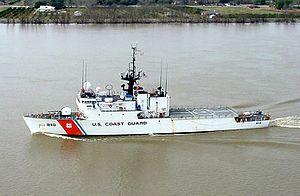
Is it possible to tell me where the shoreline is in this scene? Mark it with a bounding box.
[1,5,299,24]
[1,18,299,24]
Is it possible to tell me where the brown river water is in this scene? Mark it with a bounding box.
[0,23,300,195]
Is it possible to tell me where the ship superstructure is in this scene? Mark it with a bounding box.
[23,46,271,136]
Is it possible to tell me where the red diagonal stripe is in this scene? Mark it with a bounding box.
[57,120,83,135]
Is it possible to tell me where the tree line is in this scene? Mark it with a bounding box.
[29,0,300,9]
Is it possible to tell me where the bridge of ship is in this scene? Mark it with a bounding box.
[169,107,238,119]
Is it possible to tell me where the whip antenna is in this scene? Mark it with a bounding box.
[81,60,84,89]
[165,62,168,94]
[159,60,163,93]
[85,62,88,83]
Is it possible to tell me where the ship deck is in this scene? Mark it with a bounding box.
[23,112,78,120]
[24,107,239,120]
[169,107,238,119]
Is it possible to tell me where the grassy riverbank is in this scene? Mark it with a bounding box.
[0,5,299,23]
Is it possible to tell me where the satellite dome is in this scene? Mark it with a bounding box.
[96,86,101,93]
[83,82,91,91]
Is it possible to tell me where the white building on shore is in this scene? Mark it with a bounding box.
[37,6,55,12]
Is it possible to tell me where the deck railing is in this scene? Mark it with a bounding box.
[23,112,78,120]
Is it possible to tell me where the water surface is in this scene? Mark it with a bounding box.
[0,23,300,195]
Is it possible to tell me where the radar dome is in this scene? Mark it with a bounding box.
[61,107,72,116]
[96,86,101,93]
[83,82,91,91]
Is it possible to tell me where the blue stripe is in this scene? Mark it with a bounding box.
[74,119,87,135]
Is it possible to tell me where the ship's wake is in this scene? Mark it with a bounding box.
[273,97,300,107]
[41,133,126,142]
[42,133,88,141]
[271,116,300,128]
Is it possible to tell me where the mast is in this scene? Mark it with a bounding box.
[132,45,136,81]
[121,45,142,96]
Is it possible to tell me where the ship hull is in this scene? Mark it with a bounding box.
[23,116,270,136]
